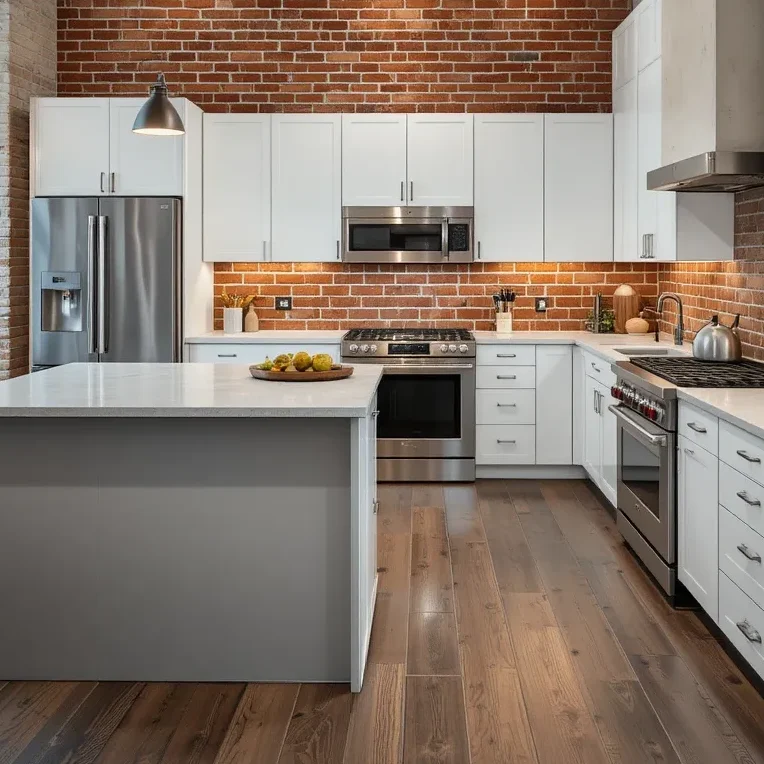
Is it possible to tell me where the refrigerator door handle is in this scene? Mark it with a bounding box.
[87,215,98,354]
[97,215,109,354]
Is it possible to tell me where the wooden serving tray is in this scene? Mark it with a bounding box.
[249,365,354,382]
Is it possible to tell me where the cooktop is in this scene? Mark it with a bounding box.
[629,356,764,388]
[343,328,473,342]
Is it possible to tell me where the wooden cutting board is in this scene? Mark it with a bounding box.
[249,365,354,382]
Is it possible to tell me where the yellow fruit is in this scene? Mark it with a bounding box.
[272,353,291,370]
[312,353,333,372]
[292,351,312,371]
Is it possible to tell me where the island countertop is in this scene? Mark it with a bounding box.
[0,363,383,418]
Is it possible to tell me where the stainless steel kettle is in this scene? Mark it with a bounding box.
[692,314,743,362]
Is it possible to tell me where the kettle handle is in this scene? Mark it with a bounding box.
[731,313,740,329]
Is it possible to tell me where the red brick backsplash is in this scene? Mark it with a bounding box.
[214,262,659,331]
[658,189,764,361]
[57,0,629,113]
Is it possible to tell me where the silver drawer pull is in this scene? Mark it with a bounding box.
[737,449,762,464]
[372,409,380,418]
[496,439,516,444]
[683,447,695,455]
[591,362,601,372]
[686,422,707,434]
[217,353,238,358]
[737,544,762,563]
[372,499,379,514]
[496,375,517,380]
[737,491,762,507]
[736,619,763,644]
[496,353,517,358]
[496,403,517,408]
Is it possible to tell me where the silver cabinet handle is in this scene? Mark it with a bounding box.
[496,353,516,358]
[683,447,695,455]
[262,240,267,261]
[110,172,116,193]
[372,409,380,418]
[336,240,340,260]
[400,181,405,202]
[647,233,654,258]
[410,180,414,202]
[496,439,516,444]
[591,362,601,372]
[496,402,517,408]
[594,388,599,414]
[100,172,106,193]
[737,491,762,507]
[477,241,481,260]
[737,450,762,464]
[496,375,517,380]
[686,422,707,434]
[736,619,763,644]
[737,544,762,563]
[372,499,379,514]
[87,215,97,354]
[217,353,238,358]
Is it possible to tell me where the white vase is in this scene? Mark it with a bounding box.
[223,307,243,334]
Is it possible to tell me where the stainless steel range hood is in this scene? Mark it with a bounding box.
[647,152,764,192]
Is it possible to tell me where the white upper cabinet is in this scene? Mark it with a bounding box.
[33,98,110,196]
[271,114,342,262]
[407,115,474,206]
[614,80,638,261]
[203,114,271,263]
[109,99,184,196]
[636,0,661,71]
[613,12,637,89]
[33,97,187,197]
[474,114,543,262]
[544,114,613,262]
[342,114,407,206]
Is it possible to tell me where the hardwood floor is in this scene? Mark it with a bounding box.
[2,479,764,763]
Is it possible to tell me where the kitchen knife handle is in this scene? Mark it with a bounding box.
[97,215,108,354]
[87,215,97,354]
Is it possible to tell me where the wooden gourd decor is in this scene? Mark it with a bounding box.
[612,284,640,334]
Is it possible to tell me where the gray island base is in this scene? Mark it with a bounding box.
[0,364,381,691]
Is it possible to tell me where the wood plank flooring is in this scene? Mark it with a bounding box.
[2,479,764,763]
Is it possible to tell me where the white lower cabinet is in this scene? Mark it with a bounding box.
[477,425,536,466]
[188,342,342,364]
[476,389,535,426]
[536,346,573,465]
[582,371,617,505]
[677,433,719,622]
[719,572,764,682]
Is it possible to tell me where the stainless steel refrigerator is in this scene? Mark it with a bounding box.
[32,197,182,369]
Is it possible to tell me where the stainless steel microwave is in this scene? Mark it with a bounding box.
[342,206,474,264]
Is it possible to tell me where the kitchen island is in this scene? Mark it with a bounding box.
[0,363,382,691]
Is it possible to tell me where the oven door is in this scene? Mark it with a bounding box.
[610,404,676,563]
[374,361,475,459]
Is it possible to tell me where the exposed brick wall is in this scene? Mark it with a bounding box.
[658,189,764,361]
[0,0,57,379]
[57,0,629,113]
[214,262,658,331]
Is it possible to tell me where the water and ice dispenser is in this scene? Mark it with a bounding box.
[40,271,83,333]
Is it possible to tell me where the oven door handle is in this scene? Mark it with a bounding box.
[608,405,668,447]
[380,364,474,375]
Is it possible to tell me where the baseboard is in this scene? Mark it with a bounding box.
[476,465,587,480]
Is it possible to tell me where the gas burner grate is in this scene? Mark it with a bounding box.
[630,356,764,388]
[343,328,473,342]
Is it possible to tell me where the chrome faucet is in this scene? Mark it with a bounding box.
[656,292,685,345]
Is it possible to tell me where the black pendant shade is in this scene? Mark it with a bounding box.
[132,74,185,136]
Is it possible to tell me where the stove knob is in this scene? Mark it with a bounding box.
[611,385,620,400]
[440,344,448,353]
[349,344,359,353]
[361,344,370,354]
[448,344,457,353]
[459,344,469,354]
[370,344,378,353]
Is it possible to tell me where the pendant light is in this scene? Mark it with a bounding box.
[132,74,185,136]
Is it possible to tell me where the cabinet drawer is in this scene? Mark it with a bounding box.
[719,461,764,537]
[583,350,616,387]
[477,345,535,366]
[476,390,535,426]
[476,425,535,465]
[720,420,764,486]
[678,402,718,456]
[720,505,764,612]
[476,366,535,390]
[719,573,764,682]
[188,343,341,364]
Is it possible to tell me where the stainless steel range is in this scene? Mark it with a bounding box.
[611,354,764,598]
[342,328,476,483]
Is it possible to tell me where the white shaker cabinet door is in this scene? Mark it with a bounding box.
[544,114,613,262]
[203,114,271,262]
[583,374,602,483]
[109,98,184,196]
[474,114,543,262]
[536,345,573,465]
[271,114,342,262]
[678,435,719,622]
[614,80,639,261]
[342,114,407,206]
[599,383,618,506]
[612,11,637,89]
[33,98,111,196]
[406,114,474,206]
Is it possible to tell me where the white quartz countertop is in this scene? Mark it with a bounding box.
[0,363,383,418]
[677,388,764,441]
[186,330,346,344]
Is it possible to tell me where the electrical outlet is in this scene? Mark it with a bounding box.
[535,297,548,313]
[275,296,292,311]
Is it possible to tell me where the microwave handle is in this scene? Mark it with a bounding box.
[442,219,449,261]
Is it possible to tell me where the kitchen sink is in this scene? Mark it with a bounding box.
[612,347,686,357]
